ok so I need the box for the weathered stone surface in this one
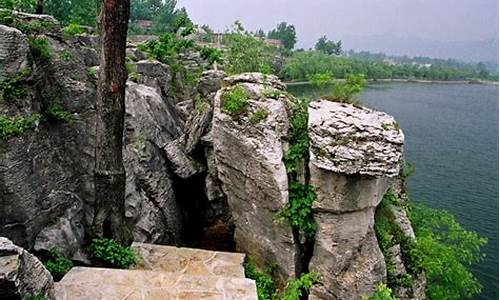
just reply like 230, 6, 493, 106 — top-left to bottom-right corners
136, 60, 173, 96
199, 70, 226, 99
212, 73, 297, 283
308, 209, 386, 300
163, 140, 206, 179
124, 82, 184, 244
0, 25, 30, 78
34, 200, 87, 263
131, 242, 246, 278
54, 267, 257, 300
308, 100, 404, 177
0, 237, 54, 299
224, 72, 286, 90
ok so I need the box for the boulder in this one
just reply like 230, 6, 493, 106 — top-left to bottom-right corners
212, 73, 298, 283
0, 25, 30, 79
0, 237, 54, 299
307, 100, 405, 299
136, 60, 173, 97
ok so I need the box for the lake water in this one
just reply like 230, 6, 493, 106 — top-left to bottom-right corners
288, 82, 499, 300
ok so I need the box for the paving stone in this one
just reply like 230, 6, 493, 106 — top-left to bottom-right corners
131, 242, 246, 278
55, 267, 257, 300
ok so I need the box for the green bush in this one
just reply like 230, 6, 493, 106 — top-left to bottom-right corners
29, 37, 52, 61
43, 248, 73, 281
408, 204, 487, 299
249, 108, 269, 124
46, 104, 72, 122
0, 114, 41, 141
24, 294, 47, 300
138, 33, 195, 65
89, 238, 137, 269
244, 257, 276, 300
224, 21, 274, 75
279, 272, 320, 300
363, 284, 396, 300
200, 46, 223, 65
0, 69, 31, 102
62, 23, 84, 38
322, 73, 366, 105
307, 72, 332, 87
59, 50, 73, 61
221, 85, 248, 116
283, 97, 309, 173
276, 182, 317, 239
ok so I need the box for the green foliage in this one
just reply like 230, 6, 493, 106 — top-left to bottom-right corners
129, 0, 191, 35
407, 204, 487, 299
322, 74, 366, 105
224, 21, 274, 75
0, 113, 41, 141
375, 187, 488, 300
276, 182, 317, 239
315, 35, 342, 55
24, 294, 47, 300
221, 85, 248, 116
62, 23, 85, 38
280, 50, 496, 82
59, 50, 73, 61
46, 104, 72, 122
363, 284, 396, 300
267, 21, 297, 50
283, 97, 309, 173
29, 36, 52, 61
138, 33, 195, 65
199, 46, 223, 65
0, 69, 31, 102
129, 72, 140, 83
0, 0, 36, 12
86, 67, 96, 79
43, 248, 73, 281
307, 72, 332, 87
279, 272, 320, 300
244, 257, 276, 300
89, 238, 137, 269
399, 161, 416, 183
0, 10, 53, 34
249, 108, 269, 124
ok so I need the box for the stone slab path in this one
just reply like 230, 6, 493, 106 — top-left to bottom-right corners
54, 243, 257, 300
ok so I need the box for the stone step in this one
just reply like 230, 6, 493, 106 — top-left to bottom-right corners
131, 242, 246, 278
55, 267, 257, 300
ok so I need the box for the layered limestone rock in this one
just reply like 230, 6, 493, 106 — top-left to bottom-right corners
307, 100, 405, 300
0, 237, 54, 299
212, 73, 298, 282
0, 20, 187, 256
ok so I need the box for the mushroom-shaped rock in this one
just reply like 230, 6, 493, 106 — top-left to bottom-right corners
307, 100, 405, 300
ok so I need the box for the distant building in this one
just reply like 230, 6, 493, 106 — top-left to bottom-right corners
264, 38, 283, 48
137, 20, 153, 29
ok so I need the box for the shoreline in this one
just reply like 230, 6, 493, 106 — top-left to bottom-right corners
285, 78, 499, 86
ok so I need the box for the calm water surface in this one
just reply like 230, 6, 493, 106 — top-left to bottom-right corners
289, 82, 499, 300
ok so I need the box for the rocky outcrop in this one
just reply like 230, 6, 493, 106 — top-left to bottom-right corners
212, 73, 298, 283
0, 25, 30, 79
0, 237, 54, 299
307, 100, 405, 299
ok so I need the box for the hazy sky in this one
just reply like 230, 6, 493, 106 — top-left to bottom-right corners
177, 0, 498, 49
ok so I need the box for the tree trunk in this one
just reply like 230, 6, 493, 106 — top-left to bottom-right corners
92, 0, 131, 245
35, 0, 43, 14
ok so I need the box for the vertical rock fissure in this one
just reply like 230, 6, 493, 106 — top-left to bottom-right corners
282, 97, 317, 283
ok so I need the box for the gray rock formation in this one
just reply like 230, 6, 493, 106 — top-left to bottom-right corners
0, 237, 54, 299
212, 73, 298, 283
307, 100, 405, 299
0, 25, 29, 79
